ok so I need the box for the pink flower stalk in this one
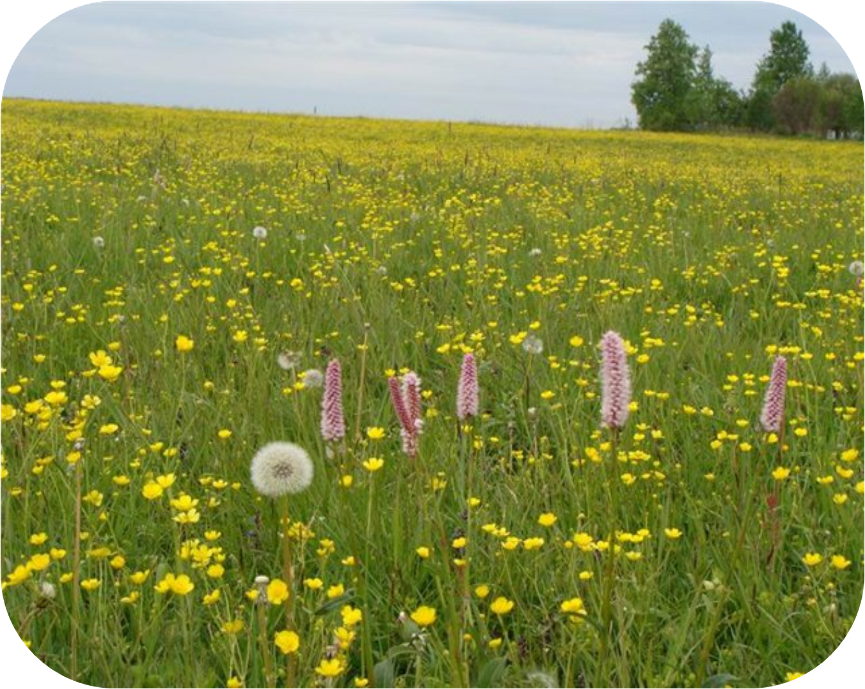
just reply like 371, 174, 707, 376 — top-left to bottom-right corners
760, 355, 787, 433
600, 331, 631, 430
389, 372, 423, 458
321, 359, 346, 443
456, 353, 479, 421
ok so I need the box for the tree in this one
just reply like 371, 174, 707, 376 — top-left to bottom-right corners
817, 72, 862, 138
754, 21, 812, 92
748, 21, 813, 131
631, 19, 699, 131
690, 47, 744, 129
773, 76, 822, 134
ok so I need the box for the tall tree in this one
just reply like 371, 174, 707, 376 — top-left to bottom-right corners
753, 21, 812, 92
689, 46, 744, 129
748, 21, 812, 131
631, 19, 699, 131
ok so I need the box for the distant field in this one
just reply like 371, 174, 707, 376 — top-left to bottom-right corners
1, 98, 862, 687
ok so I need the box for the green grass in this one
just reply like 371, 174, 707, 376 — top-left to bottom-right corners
1, 98, 863, 687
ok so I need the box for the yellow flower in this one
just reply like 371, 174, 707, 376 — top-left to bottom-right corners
142, 482, 164, 500
416, 546, 430, 559
129, 570, 150, 585
560, 597, 586, 615
1, 404, 17, 422
362, 457, 384, 472
315, 658, 346, 678
267, 579, 290, 605
490, 596, 514, 615
27, 553, 51, 571
840, 449, 859, 463
304, 577, 323, 590
6, 565, 32, 586
226, 677, 243, 688
98, 364, 123, 382
538, 513, 557, 527
801, 553, 823, 567
830, 555, 851, 570
217, 429, 232, 440
340, 605, 363, 627
154, 573, 195, 595
366, 427, 386, 440
203, 589, 221, 605
452, 536, 467, 549
523, 537, 545, 551
475, 584, 490, 599
664, 528, 683, 540
274, 630, 300, 654
771, 466, 791, 481
327, 583, 345, 599
785, 672, 805, 682
410, 605, 437, 627
81, 578, 102, 591
29, 532, 48, 545
569, 335, 584, 347
175, 335, 195, 353
222, 619, 245, 634
207, 564, 225, 579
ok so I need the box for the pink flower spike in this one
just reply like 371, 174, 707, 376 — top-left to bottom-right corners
600, 331, 631, 430
389, 377, 412, 433
457, 353, 479, 421
402, 372, 422, 429
760, 355, 787, 434
321, 359, 346, 443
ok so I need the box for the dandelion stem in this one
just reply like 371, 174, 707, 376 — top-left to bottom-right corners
71, 459, 82, 682
280, 497, 296, 688
257, 602, 275, 688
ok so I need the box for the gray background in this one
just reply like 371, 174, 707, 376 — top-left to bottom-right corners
0, 0, 865, 689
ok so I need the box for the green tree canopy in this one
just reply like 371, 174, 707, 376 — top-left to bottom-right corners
631, 19, 699, 131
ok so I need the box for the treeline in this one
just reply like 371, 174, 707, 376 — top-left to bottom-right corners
631, 20, 863, 138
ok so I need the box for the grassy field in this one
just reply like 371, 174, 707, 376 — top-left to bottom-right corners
1, 98, 862, 688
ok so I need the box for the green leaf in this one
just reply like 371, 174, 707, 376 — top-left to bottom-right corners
475, 657, 508, 688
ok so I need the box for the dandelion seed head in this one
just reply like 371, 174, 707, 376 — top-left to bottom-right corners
93, 236, 105, 249
277, 351, 302, 371
301, 368, 324, 388
522, 334, 544, 355
252, 225, 268, 240
848, 261, 864, 278
250, 442, 314, 498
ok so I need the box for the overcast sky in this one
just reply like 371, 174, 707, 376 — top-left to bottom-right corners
2, 1, 857, 128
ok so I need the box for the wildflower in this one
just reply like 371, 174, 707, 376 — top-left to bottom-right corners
410, 605, 437, 627
416, 546, 430, 559
362, 457, 384, 472
389, 371, 423, 458
772, 467, 791, 481
664, 528, 683, 540
39, 581, 57, 599
475, 584, 490, 598
175, 335, 195, 353
366, 426, 385, 440
490, 596, 514, 615
522, 334, 544, 355
267, 579, 290, 605
154, 573, 195, 595
250, 442, 314, 498
560, 598, 586, 615
340, 605, 363, 627
92, 236, 105, 248
277, 350, 302, 370
321, 360, 346, 443
831, 555, 851, 570
274, 630, 300, 654
538, 513, 557, 527
252, 226, 268, 240
801, 553, 823, 567
301, 368, 324, 388
315, 658, 346, 678
600, 331, 631, 430
848, 261, 864, 277
456, 353, 479, 421
760, 356, 787, 433
81, 578, 102, 591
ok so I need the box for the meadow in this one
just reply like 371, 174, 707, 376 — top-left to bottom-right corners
1, 98, 862, 688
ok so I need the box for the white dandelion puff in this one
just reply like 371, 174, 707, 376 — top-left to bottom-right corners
250, 442, 314, 498
93, 236, 105, 249
301, 368, 324, 388
252, 226, 268, 240
522, 334, 544, 355
277, 351, 302, 371
848, 261, 864, 278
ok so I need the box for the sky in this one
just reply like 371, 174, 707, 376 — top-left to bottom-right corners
2, 1, 858, 129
